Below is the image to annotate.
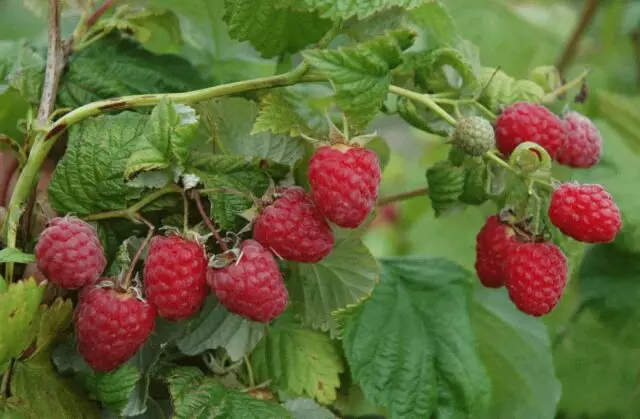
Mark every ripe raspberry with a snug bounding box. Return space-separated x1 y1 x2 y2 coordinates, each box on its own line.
74 285 156 371
34 216 106 289
548 183 622 243
475 215 518 288
555 111 602 168
452 116 495 156
144 235 208 321
495 102 567 158
207 240 287 323
308 145 381 228
253 186 334 263
504 242 568 316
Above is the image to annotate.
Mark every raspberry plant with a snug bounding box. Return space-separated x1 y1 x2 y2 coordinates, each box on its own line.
0 1 638 418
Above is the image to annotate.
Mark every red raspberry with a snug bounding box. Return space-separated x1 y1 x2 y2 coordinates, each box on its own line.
474 215 518 288
548 183 622 243
253 186 334 263
207 240 288 323
504 242 568 316
555 111 602 168
74 285 156 371
308 145 381 228
143 235 208 321
34 216 106 289
495 102 567 158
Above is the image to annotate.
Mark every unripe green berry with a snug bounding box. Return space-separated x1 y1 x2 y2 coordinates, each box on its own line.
452 116 495 156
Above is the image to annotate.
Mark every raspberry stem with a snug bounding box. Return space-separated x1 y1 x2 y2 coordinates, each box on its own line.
83 184 182 222
388 85 457 126
122 215 154 290
542 67 591 103
191 191 229 252
244 355 256 388
377 186 429 206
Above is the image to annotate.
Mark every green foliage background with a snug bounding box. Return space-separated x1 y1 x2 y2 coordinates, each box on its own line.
1 0 639 418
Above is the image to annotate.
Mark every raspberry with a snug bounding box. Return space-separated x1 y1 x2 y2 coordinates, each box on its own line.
253 186 334 263
548 183 622 243
34 216 106 289
452 116 495 156
74 285 156 371
308 145 381 228
495 102 567 158
474 215 518 288
207 240 288 323
555 111 602 168
143 235 208 321
504 242 568 316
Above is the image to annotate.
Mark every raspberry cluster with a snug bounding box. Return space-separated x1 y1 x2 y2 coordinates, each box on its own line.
471 102 622 317
34 141 382 373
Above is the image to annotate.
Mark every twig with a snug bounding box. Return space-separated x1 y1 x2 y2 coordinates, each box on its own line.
37 0 64 124
191 191 229 252
555 0 600 76
122 215 154 290
377 186 429 206
86 0 116 28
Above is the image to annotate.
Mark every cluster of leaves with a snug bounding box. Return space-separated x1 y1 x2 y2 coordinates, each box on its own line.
2 0 640 418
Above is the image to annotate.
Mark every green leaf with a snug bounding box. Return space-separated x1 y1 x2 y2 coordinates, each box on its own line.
283 398 337 419
409 1 460 49
10 357 100 418
284 0 424 20
176 297 264 361
57 35 204 108
166 366 293 418
0 397 36 418
122 8 184 55
287 238 379 338
252 91 313 138
29 298 73 361
340 257 490 418
577 244 640 344
0 278 45 373
125 99 200 181
302 29 415 129
86 365 140 414
224 0 332 58
0 40 44 103
476 68 544 113
152 0 277 84
48 112 148 214
472 288 560 419
250 324 344 404
187 153 287 230
0 248 35 264
200 97 306 165
0 88 30 142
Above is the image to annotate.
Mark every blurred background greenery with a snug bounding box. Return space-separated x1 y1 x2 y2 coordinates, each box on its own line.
2 0 640 418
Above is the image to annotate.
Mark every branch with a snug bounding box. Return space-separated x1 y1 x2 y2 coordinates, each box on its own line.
37 0 64 124
377 187 429 206
86 0 116 28
555 0 600 76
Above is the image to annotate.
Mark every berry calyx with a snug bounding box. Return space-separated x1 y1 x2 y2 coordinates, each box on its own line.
474 215 518 288
253 186 334 263
74 284 156 371
143 234 208 321
308 145 381 228
34 216 106 289
555 111 602 168
495 102 567 158
207 240 288 323
548 183 622 243
451 116 495 156
504 241 568 316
